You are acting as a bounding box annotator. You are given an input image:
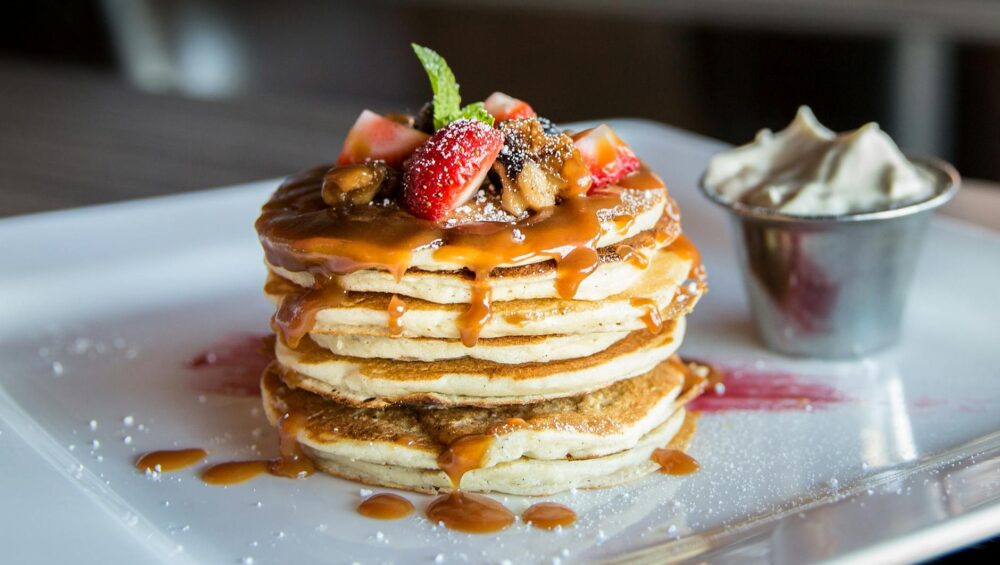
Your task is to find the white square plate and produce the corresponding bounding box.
[2,121,999,564]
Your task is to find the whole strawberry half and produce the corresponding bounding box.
[338,110,430,169]
[485,91,536,122]
[403,119,503,221]
[572,124,641,192]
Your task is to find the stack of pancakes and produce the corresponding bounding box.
[256,164,708,496]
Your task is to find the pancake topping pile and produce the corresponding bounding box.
[140,45,712,534]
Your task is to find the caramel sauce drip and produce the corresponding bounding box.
[357,493,415,520]
[555,246,601,297]
[426,491,516,534]
[651,448,700,475]
[272,274,350,348]
[613,213,635,235]
[616,244,650,269]
[387,294,408,337]
[201,460,269,485]
[457,272,493,347]
[437,434,493,488]
[257,164,672,348]
[426,433,514,533]
[199,413,315,486]
[522,502,577,529]
[269,413,316,479]
[665,234,700,264]
[395,435,421,446]
[631,297,664,334]
[135,448,206,473]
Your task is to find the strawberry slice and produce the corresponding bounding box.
[572,125,641,192]
[402,119,503,221]
[484,92,536,122]
[337,110,430,169]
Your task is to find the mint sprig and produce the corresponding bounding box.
[411,43,494,130]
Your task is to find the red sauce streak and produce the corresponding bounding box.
[186,333,273,396]
[688,363,846,413]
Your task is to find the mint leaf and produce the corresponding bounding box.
[456,102,494,127]
[411,44,460,130]
[411,43,494,129]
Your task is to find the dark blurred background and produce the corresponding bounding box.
[2,0,1000,216]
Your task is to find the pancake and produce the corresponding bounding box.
[266,242,705,341]
[261,358,705,495]
[312,411,694,496]
[267,216,676,304]
[310,330,631,365]
[258,167,672,275]
[275,318,685,407]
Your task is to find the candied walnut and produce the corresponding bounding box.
[497,161,560,215]
[321,161,399,206]
[494,118,592,214]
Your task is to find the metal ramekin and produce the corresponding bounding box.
[698,156,961,358]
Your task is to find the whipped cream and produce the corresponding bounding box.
[703,106,936,215]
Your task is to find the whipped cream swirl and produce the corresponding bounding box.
[703,106,936,216]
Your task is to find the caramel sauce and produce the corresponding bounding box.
[357,493,415,520]
[631,297,664,334]
[616,244,650,269]
[257,164,672,347]
[457,273,493,347]
[272,274,351,348]
[523,502,577,529]
[201,412,315,486]
[426,490,516,534]
[135,448,206,473]
[436,434,493,487]
[505,417,528,427]
[201,460,269,485]
[554,246,601,297]
[503,312,531,327]
[426,433,516,533]
[268,413,316,479]
[665,234,700,264]
[395,434,421,446]
[651,448,700,475]
[387,294,408,337]
[618,167,667,190]
[613,213,635,235]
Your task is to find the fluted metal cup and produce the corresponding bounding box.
[699,156,960,358]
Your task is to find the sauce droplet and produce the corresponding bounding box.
[387,295,408,337]
[201,460,269,485]
[135,448,206,472]
[522,502,577,529]
[651,448,700,475]
[357,493,415,520]
[426,491,515,534]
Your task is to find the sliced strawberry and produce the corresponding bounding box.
[402,119,503,221]
[484,92,536,122]
[337,110,430,169]
[572,125,641,192]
